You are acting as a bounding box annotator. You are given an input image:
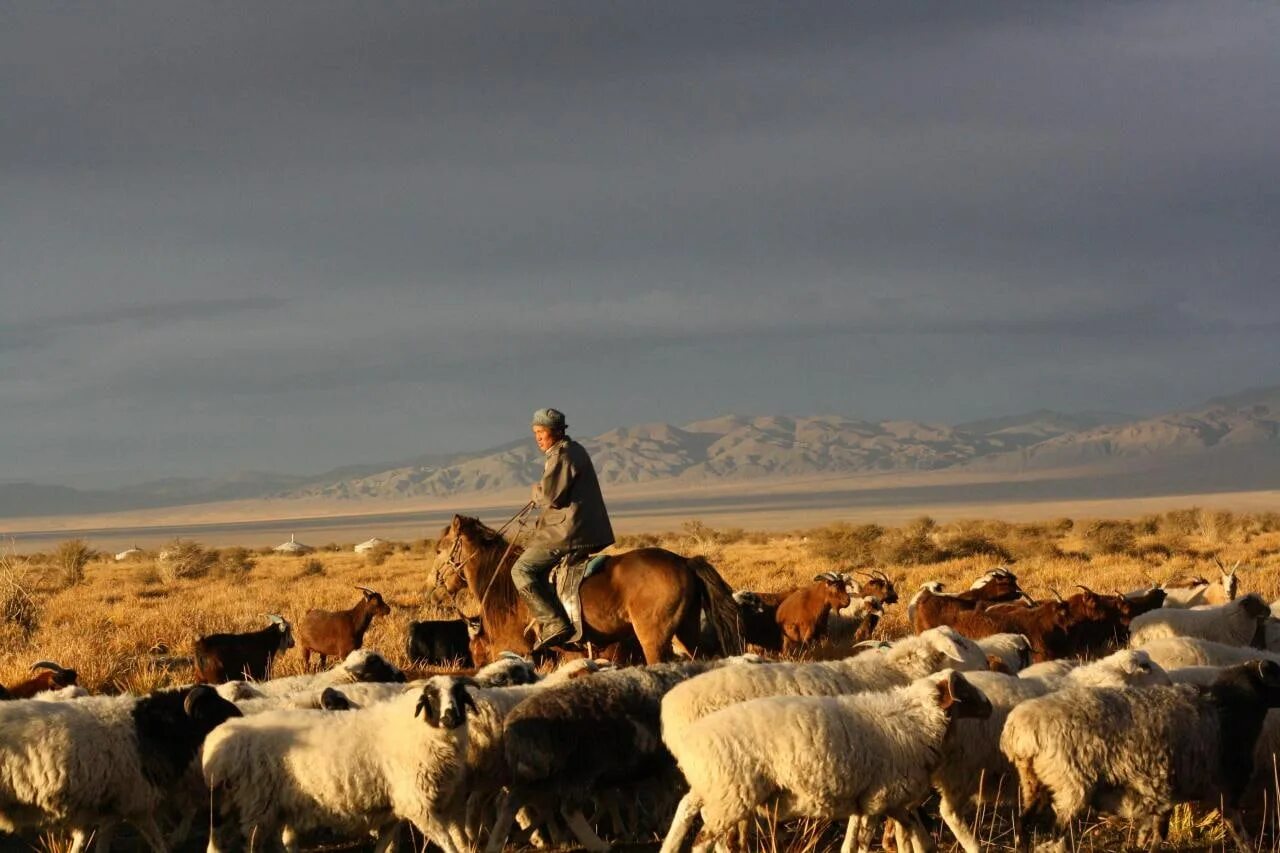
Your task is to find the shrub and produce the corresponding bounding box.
[939,532,1012,562]
[295,558,325,579]
[365,542,395,567]
[215,547,256,576]
[1081,521,1137,558]
[617,533,662,549]
[1160,508,1202,537]
[52,538,93,588]
[807,523,884,564]
[875,518,945,566]
[157,538,216,582]
[0,551,39,639]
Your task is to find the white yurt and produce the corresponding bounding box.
[354,537,387,554]
[273,533,313,555]
[115,546,144,561]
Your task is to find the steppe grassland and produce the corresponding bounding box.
[4,508,1280,691]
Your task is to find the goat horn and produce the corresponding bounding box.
[1232,559,1242,572]
[1050,588,1064,602]
[813,572,838,582]
[29,661,65,674]
[265,614,285,625]
[1075,585,1097,595]
[355,586,375,595]
[1213,556,1227,571]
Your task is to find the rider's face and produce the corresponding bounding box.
[532,425,558,451]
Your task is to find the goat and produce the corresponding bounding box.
[407,616,483,667]
[1161,560,1241,608]
[732,591,785,652]
[946,598,1086,662]
[297,586,391,668]
[1,661,78,700]
[775,573,851,654]
[193,615,293,684]
[910,568,1025,633]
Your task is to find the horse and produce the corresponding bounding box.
[433,514,743,664]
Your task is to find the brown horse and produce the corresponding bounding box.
[433,514,743,664]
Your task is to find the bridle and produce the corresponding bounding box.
[438,501,537,609]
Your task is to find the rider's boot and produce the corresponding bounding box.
[522,582,574,652]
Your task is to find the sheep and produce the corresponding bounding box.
[1128,593,1270,648]
[486,657,762,853]
[931,650,1171,853]
[660,626,988,756]
[0,685,241,852]
[1161,561,1241,608]
[976,633,1034,673]
[202,678,475,853]
[296,586,392,668]
[775,573,852,654]
[910,568,1025,633]
[216,648,405,703]
[1137,635,1280,671]
[193,614,293,684]
[0,660,78,699]
[1000,660,1280,850]
[660,670,993,853]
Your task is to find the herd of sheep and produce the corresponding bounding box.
[3,563,1280,852]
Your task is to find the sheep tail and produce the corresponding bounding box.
[689,556,744,656]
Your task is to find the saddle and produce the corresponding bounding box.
[550,552,610,643]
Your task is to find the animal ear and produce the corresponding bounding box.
[185,686,242,724]
[1254,660,1280,687]
[931,628,969,662]
[935,672,959,710]
[415,688,440,725]
[451,514,463,531]
[320,688,352,711]
[455,682,480,717]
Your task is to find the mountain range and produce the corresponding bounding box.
[6,386,1280,519]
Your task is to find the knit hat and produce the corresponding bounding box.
[531,407,567,429]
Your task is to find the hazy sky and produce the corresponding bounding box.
[4,3,1279,487]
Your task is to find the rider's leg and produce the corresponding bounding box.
[510,547,573,644]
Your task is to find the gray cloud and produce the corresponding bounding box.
[2,2,1278,486]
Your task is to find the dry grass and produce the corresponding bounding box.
[5,509,1280,850]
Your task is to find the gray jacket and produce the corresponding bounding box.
[529,437,615,551]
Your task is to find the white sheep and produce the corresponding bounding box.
[202,678,473,853]
[933,650,1170,853]
[1139,636,1280,671]
[1128,593,1270,648]
[214,648,405,702]
[0,685,240,853]
[976,633,1033,673]
[661,626,987,753]
[660,670,993,853]
[1000,660,1280,851]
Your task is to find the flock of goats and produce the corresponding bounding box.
[4,561,1280,853]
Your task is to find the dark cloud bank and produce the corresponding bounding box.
[2,2,1278,487]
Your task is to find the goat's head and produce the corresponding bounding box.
[854,570,899,605]
[29,660,77,688]
[265,614,295,651]
[354,587,392,618]
[1215,558,1243,600]
[971,568,1023,601]
[416,676,479,729]
[813,573,852,610]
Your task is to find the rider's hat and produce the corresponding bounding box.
[531,407,567,430]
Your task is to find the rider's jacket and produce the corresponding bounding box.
[529,436,615,552]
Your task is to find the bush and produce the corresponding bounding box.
[365,542,395,567]
[157,538,216,582]
[295,558,325,579]
[1160,508,1202,537]
[1081,521,1137,558]
[875,518,944,566]
[0,551,39,639]
[807,523,884,564]
[53,538,93,588]
[215,547,256,576]
[939,532,1012,562]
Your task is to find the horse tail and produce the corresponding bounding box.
[687,555,744,656]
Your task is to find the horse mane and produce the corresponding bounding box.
[454,515,523,615]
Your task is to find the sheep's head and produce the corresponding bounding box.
[183,685,243,733]
[417,676,479,729]
[922,626,988,671]
[476,652,539,687]
[343,650,406,683]
[1238,593,1271,621]
[933,671,992,721]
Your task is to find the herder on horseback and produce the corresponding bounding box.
[512,407,615,652]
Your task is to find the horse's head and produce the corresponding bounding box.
[432,514,494,595]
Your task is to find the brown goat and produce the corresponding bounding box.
[775,572,852,654]
[297,586,391,669]
[1,661,78,699]
[911,568,1025,633]
[845,570,900,605]
[947,599,1077,663]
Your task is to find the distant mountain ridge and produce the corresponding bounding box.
[7,386,1280,519]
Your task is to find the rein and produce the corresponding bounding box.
[446,501,536,613]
